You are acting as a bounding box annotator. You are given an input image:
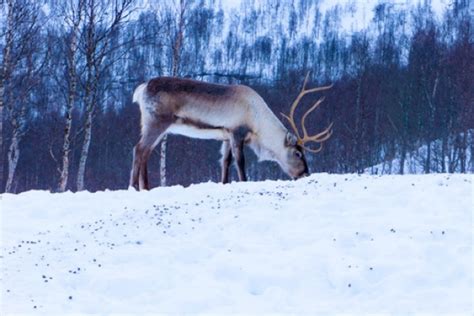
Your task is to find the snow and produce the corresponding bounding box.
[365,131,474,175]
[1,173,473,313]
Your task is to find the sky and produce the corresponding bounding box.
[217,0,451,35]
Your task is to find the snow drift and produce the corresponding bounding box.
[1,173,472,314]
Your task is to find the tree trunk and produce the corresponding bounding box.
[424,74,438,174]
[6,52,33,192]
[76,56,95,191]
[76,109,93,191]
[160,0,186,187]
[441,135,447,173]
[399,143,406,175]
[1,0,14,192]
[76,56,94,191]
[5,129,20,193]
[58,0,83,192]
[354,76,362,173]
[172,0,185,78]
[76,0,95,191]
[470,136,474,173]
[58,63,75,192]
[0,78,5,192]
[425,140,431,174]
[460,131,467,173]
[58,108,74,191]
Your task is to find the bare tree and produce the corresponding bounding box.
[1,0,42,192]
[57,0,85,192]
[76,0,134,191]
[0,0,14,191]
[159,0,190,187]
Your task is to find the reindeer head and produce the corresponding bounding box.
[280,73,333,179]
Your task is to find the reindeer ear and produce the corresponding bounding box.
[285,132,298,146]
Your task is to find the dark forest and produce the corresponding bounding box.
[1,0,473,193]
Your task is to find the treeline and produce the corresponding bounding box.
[1,0,473,193]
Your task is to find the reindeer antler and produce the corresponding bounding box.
[281,72,333,153]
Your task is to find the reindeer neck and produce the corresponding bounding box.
[245,92,287,157]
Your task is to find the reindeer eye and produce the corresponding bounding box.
[294,150,302,158]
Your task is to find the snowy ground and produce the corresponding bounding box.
[1,174,472,314]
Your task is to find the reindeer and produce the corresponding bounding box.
[130,73,333,190]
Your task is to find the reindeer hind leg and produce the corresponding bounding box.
[130,145,141,190]
[130,131,161,191]
[229,128,248,182]
[131,116,173,190]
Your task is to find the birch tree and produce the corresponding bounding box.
[76,0,134,191]
[159,0,190,187]
[57,0,84,192]
[0,0,14,191]
[1,0,42,192]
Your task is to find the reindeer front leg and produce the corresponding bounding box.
[220,141,233,184]
[229,131,247,182]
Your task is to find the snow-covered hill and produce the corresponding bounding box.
[1,174,472,314]
[365,131,474,175]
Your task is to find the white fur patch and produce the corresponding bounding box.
[132,83,147,104]
[166,124,230,141]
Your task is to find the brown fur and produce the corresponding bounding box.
[147,77,232,97]
[130,77,305,190]
[176,117,224,130]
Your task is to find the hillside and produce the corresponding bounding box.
[1,174,472,314]
[365,131,474,175]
